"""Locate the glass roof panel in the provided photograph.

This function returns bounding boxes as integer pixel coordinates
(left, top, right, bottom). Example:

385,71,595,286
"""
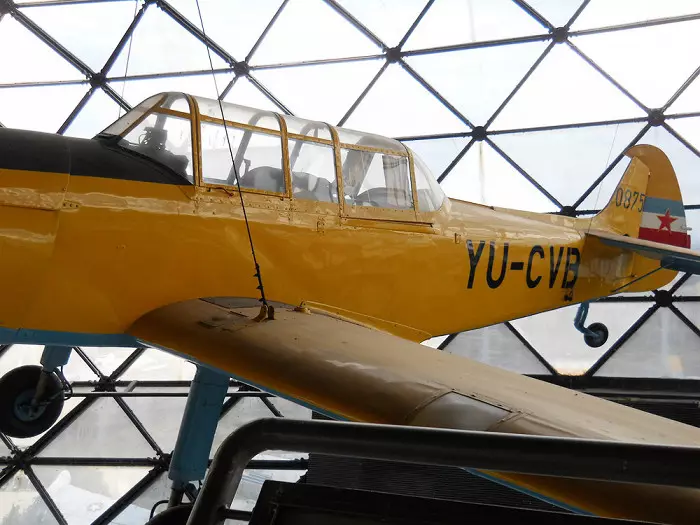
571,0,700,30
33,465,150,524
402,137,470,180
343,64,467,137
442,324,551,375
210,397,274,457
119,348,196,381
64,89,123,139
253,59,384,125
335,0,427,47
490,44,645,130
250,0,380,65
78,347,134,378
405,41,549,126
404,0,546,51
165,0,284,61
19,0,138,73
668,117,700,154
108,4,228,77
0,84,88,133
421,335,448,349
594,308,700,378
491,122,645,207
677,274,700,297
111,472,171,524
524,0,586,27
0,16,83,83
668,78,700,115
0,469,58,525
224,76,284,112
571,20,700,109
39,398,155,458
110,72,231,107
511,302,651,374
439,141,557,212
577,155,633,211
124,389,187,452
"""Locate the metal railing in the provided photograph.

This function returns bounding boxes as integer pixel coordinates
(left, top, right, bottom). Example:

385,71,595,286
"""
187,417,700,524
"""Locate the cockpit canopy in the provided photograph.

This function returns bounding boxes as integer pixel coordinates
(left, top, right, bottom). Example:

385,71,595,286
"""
99,92,446,213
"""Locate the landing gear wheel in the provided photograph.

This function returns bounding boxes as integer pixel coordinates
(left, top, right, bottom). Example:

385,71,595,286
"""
146,505,192,525
584,322,609,348
0,365,64,438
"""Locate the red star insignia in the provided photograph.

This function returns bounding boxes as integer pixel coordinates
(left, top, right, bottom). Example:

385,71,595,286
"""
657,209,677,233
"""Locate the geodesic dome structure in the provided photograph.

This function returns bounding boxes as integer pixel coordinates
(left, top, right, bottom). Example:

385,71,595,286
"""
1,1,700,523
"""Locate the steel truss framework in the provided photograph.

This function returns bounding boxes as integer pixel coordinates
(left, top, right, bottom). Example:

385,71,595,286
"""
1,0,700,523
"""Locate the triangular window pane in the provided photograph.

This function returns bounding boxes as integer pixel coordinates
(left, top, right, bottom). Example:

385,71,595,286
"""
0,84,88,133
64,89,123,139
0,469,59,524
124,387,189,452
524,0,585,27
677,274,700,297
253,59,383,124
578,156,632,211
108,5,228,77
250,0,380,65
571,0,700,31
335,0,427,47
668,117,700,156
439,141,556,212
491,122,645,207
39,398,154,457
490,44,645,130
595,308,700,378
343,63,467,137
210,397,274,457
668,77,700,115
33,465,150,523
78,347,134,378
0,16,82,83
402,138,470,181
20,1,138,72
406,41,548,126
676,302,700,332
112,472,171,524
404,0,545,51
119,348,196,381
110,72,231,107
634,126,700,206
165,0,284,61
442,324,551,374
512,302,651,374
224,76,283,111
572,21,700,109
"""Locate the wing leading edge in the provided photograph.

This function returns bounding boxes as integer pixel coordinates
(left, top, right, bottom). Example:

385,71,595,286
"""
129,300,700,523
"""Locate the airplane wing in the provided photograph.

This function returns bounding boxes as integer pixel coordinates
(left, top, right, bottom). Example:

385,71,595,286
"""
128,298,700,523
587,228,700,274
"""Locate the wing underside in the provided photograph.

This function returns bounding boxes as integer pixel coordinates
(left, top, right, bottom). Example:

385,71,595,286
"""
129,299,700,523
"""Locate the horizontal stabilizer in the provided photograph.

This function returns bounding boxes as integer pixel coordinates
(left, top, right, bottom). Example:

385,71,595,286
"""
588,229,700,274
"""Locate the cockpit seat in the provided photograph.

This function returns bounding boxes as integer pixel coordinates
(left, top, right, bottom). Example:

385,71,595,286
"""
239,166,285,193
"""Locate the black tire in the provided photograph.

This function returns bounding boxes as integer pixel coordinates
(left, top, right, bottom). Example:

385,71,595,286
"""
146,505,192,525
584,322,609,348
0,365,64,438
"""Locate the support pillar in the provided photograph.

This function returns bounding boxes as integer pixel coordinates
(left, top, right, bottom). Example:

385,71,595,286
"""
167,366,229,507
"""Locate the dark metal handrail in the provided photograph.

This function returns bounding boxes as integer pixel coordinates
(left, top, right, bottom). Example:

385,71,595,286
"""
187,418,700,525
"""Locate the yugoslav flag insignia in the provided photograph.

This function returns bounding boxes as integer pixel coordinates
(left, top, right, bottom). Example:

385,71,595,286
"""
638,197,691,248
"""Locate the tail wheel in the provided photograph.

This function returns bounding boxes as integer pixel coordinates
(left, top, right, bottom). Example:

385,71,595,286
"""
584,322,609,348
0,365,64,438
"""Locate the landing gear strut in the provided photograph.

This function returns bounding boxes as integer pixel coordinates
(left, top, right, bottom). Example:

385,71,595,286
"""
574,302,609,348
0,346,72,438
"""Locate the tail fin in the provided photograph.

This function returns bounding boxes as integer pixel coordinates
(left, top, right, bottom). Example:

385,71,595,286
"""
590,144,690,249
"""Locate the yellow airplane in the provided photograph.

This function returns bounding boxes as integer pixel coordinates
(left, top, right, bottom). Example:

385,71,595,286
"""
1,92,700,523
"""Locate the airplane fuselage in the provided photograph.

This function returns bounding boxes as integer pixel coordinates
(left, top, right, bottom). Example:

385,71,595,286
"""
0,128,648,343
